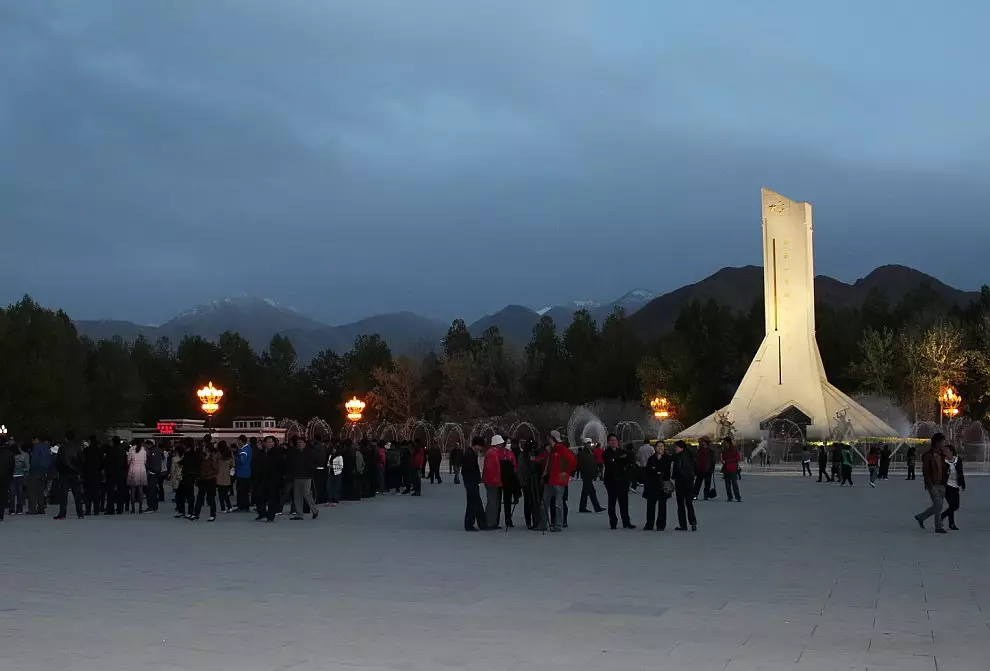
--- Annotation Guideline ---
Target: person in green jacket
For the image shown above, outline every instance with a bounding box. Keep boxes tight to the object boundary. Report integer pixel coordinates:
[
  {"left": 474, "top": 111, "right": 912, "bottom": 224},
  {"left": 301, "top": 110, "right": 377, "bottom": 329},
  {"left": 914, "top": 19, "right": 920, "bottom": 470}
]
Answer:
[{"left": 840, "top": 444, "right": 854, "bottom": 486}]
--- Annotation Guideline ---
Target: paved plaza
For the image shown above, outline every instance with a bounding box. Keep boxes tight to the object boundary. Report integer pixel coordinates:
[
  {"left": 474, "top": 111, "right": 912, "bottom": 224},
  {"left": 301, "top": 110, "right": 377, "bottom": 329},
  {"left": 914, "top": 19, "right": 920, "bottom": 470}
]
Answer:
[{"left": 2, "top": 473, "right": 989, "bottom": 671}]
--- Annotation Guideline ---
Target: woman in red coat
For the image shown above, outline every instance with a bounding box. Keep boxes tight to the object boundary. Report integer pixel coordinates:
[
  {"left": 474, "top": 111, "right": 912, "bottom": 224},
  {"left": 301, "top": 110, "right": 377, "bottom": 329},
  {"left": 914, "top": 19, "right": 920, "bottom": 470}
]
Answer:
[{"left": 721, "top": 438, "right": 742, "bottom": 502}]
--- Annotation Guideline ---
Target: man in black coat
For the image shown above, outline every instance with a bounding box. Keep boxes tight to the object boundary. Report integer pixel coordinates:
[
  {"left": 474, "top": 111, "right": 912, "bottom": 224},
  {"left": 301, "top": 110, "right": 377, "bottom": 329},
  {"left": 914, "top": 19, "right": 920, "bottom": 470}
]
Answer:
[
  {"left": 54, "top": 432, "right": 84, "bottom": 520},
  {"left": 103, "top": 437, "right": 128, "bottom": 515},
  {"left": 577, "top": 440, "right": 604, "bottom": 513},
  {"left": 310, "top": 439, "right": 329, "bottom": 505},
  {"left": 252, "top": 438, "right": 271, "bottom": 521},
  {"left": 0, "top": 439, "right": 14, "bottom": 521},
  {"left": 462, "top": 437, "right": 487, "bottom": 531},
  {"left": 602, "top": 434, "right": 635, "bottom": 530},
  {"left": 817, "top": 445, "right": 831, "bottom": 482},
  {"left": 671, "top": 441, "right": 697, "bottom": 531},
  {"left": 82, "top": 439, "right": 105, "bottom": 515},
  {"left": 264, "top": 438, "right": 286, "bottom": 522}
]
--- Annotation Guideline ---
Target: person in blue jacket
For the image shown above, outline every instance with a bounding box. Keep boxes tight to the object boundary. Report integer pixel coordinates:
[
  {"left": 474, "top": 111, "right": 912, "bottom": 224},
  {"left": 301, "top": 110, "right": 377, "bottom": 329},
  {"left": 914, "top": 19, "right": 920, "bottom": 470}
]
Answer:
[
  {"left": 28, "top": 436, "right": 53, "bottom": 515},
  {"left": 234, "top": 435, "right": 253, "bottom": 512}
]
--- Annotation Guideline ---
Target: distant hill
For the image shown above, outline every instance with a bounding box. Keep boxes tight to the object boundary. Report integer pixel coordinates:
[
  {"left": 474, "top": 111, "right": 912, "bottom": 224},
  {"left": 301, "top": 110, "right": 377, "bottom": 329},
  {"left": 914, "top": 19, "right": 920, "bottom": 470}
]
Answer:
[
  {"left": 627, "top": 264, "right": 981, "bottom": 339},
  {"left": 469, "top": 305, "right": 541, "bottom": 345},
  {"left": 473, "top": 289, "right": 658, "bottom": 345},
  {"left": 74, "top": 297, "right": 447, "bottom": 362},
  {"left": 71, "top": 266, "right": 980, "bottom": 360}
]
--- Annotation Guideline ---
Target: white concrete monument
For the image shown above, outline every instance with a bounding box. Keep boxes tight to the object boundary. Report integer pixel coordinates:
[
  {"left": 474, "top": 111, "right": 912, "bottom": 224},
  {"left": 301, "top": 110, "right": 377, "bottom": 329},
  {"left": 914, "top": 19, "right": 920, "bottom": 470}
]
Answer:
[{"left": 677, "top": 188, "right": 898, "bottom": 441}]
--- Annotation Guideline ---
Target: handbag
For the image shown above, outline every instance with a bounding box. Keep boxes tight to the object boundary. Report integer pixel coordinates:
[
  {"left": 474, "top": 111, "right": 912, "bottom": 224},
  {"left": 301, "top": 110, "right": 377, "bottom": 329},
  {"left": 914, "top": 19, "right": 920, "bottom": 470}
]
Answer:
[{"left": 661, "top": 480, "right": 675, "bottom": 495}]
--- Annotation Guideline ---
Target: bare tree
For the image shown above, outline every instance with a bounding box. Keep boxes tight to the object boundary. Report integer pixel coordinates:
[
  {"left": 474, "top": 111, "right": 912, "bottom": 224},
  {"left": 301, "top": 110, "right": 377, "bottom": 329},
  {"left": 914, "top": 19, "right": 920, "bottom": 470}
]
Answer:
[
  {"left": 370, "top": 356, "right": 422, "bottom": 422},
  {"left": 856, "top": 327, "right": 895, "bottom": 396},
  {"left": 919, "top": 321, "right": 968, "bottom": 418}
]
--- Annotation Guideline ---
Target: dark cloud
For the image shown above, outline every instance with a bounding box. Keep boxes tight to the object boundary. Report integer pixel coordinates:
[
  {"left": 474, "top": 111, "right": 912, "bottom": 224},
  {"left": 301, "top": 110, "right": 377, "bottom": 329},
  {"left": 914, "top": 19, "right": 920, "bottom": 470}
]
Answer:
[{"left": 2, "top": 1, "right": 988, "bottom": 325}]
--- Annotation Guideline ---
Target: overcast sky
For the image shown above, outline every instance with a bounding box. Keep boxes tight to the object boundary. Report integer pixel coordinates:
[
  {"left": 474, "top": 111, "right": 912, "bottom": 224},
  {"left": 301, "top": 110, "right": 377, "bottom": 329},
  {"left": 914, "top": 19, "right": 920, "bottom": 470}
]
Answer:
[{"left": 2, "top": 1, "right": 988, "bottom": 326}]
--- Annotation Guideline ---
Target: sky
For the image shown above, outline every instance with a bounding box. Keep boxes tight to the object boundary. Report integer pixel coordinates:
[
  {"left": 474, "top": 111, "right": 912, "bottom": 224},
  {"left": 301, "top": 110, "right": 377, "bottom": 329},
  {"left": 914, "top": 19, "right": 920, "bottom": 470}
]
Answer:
[{"left": 1, "top": 1, "right": 988, "bottom": 326}]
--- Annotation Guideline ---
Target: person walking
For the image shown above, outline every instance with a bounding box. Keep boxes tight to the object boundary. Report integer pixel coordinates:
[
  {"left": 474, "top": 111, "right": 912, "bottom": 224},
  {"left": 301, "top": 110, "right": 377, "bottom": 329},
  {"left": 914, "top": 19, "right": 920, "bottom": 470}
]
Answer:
[
  {"left": 287, "top": 437, "right": 318, "bottom": 520},
  {"left": 192, "top": 442, "right": 219, "bottom": 521},
  {"left": 577, "top": 439, "right": 605, "bottom": 513},
  {"left": 642, "top": 442, "right": 672, "bottom": 531},
  {"left": 914, "top": 433, "right": 947, "bottom": 534},
  {"left": 866, "top": 446, "right": 879, "bottom": 487},
  {"left": 234, "top": 436, "right": 253, "bottom": 511},
  {"left": 830, "top": 443, "right": 842, "bottom": 484},
  {"left": 940, "top": 444, "right": 965, "bottom": 531},
  {"left": 483, "top": 435, "right": 504, "bottom": 530},
  {"left": 540, "top": 430, "right": 576, "bottom": 533},
  {"left": 801, "top": 445, "right": 813, "bottom": 477},
  {"left": 721, "top": 437, "right": 742, "bottom": 502},
  {"left": 216, "top": 442, "right": 233, "bottom": 513},
  {"left": 839, "top": 444, "right": 854, "bottom": 486},
  {"left": 54, "top": 433, "right": 84, "bottom": 520},
  {"left": 603, "top": 433, "right": 635, "bottom": 529},
  {"left": 816, "top": 445, "right": 831, "bottom": 482},
  {"left": 671, "top": 441, "right": 698, "bottom": 531},
  {"left": 462, "top": 437, "right": 487, "bottom": 531},
  {"left": 428, "top": 444, "right": 443, "bottom": 484},
  {"left": 126, "top": 440, "right": 148, "bottom": 514}
]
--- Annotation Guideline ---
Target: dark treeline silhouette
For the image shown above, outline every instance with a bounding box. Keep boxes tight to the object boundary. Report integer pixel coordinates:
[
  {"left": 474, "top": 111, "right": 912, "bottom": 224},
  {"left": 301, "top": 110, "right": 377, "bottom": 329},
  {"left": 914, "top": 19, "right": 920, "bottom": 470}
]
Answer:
[{"left": 2, "top": 282, "right": 989, "bottom": 437}]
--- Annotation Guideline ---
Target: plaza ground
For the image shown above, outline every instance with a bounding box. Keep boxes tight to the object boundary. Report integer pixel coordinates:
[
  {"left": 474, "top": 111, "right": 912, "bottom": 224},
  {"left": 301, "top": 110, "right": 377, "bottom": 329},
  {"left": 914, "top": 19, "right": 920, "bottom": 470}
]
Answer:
[{"left": 2, "top": 472, "right": 989, "bottom": 671}]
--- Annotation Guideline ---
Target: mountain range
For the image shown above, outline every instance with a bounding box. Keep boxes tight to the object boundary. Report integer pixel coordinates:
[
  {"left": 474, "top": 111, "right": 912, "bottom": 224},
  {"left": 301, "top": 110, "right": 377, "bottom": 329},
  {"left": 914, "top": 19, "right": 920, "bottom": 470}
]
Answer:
[{"left": 72, "top": 265, "right": 980, "bottom": 361}]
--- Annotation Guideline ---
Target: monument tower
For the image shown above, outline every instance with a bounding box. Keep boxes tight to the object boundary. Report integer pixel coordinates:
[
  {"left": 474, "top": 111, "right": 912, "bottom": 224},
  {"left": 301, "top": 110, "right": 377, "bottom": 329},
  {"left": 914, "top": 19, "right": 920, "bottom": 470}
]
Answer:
[{"left": 677, "top": 188, "right": 898, "bottom": 441}]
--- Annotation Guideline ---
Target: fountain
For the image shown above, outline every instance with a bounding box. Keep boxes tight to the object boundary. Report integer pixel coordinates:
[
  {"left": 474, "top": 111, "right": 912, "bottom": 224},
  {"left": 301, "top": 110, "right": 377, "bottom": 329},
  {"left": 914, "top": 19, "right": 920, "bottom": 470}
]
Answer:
[
  {"left": 404, "top": 419, "right": 434, "bottom": 447},
  {"left": 615, "top": 420, "right": 645, "bottom": 446},
  {"left": 509, "top": 420, "right": 540, "bottom": 445},
  {"left": 567, "top": 406, "right": 607, "bottom": 448},
  {"left": 378, "top": 422, "right": 400, "bottom": 444},
  {"left": 305, "top": 417, "right": 332, "bottom": 442},
  {"left": 656, "top": 418, "right": 684, "bottom": 441},
  {"left": 438, "top": 422, "right": 466, "bottom": 453},
  {"left": 278, "top": 418, "right": 305, "bottom": 442},
  {"left": 469, "top": 420, "right": 500, "bottom": 444}
]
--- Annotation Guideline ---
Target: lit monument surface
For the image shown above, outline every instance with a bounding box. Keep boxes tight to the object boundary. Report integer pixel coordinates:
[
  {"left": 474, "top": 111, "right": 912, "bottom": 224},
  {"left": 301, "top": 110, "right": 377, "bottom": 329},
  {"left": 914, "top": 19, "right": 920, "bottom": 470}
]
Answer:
[{"left": 677, "top": 188, "right": 898, "bottom": 441}]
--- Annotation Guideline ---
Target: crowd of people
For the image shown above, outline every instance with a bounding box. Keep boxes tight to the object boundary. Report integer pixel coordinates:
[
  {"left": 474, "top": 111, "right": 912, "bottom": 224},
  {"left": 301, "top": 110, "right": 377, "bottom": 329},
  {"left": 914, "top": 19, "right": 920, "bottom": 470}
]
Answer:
[
  {"left": 0, "top": 430, "right": 966, "bottom": 535},
  {"left": 0, "top": 432, "right": 445, "bottom": 522},
  {"left": 458, "top": 431, "right": 745, "bottom": 533}
]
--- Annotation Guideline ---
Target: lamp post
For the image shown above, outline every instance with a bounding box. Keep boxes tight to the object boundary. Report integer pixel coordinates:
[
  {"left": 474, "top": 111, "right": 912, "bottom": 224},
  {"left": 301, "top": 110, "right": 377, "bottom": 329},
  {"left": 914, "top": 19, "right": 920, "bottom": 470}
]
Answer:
[
  {"left": 345, "top": 396, "right": 366, "bottom": 423},
  {"left": 197, "top": 382, "right": 224, "bottom": 429},
  {"left": 0, "top": 424, "right": 7, "bottom": 440},
  {"left": 650, "top": 396, "right": 671, "bottom": 420},
  {"left": 938, "top": 385, "right": 961, "bottom": 428}
]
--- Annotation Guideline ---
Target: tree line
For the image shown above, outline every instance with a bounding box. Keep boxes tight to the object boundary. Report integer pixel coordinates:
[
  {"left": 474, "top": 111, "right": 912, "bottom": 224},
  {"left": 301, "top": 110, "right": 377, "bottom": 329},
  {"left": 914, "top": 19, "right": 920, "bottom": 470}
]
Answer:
[{"left": 2, "top": 282, "right": 989, "bottom": 438}]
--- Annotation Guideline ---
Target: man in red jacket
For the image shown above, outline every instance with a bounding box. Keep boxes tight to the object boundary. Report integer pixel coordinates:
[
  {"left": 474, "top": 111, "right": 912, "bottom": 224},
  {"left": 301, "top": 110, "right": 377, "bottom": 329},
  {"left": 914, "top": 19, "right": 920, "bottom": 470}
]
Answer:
[
  {"left": 483, "top": 435, "right": 504, "bottom": 530},
  {"left": 540, "top": 430, "right": 576, "bottom": 532}
]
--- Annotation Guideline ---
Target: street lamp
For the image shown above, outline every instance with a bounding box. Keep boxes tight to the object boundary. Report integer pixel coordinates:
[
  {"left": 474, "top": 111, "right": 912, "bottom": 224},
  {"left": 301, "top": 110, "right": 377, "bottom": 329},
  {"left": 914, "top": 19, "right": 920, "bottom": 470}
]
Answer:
[
  {"left": 939, "top": 386, "right": 961, "bottom": 425},
  {"left": 0, "top": 424, "right": 7, "bottom": 438},
  {"left": 197, "top": 382, "right": 224, "bottom": 427},
  {"left": 651, "top": 396, "right": 671, "bottom": 420},
  {"left": 345, "top": 396, "right": 366, "bottom": 423}
]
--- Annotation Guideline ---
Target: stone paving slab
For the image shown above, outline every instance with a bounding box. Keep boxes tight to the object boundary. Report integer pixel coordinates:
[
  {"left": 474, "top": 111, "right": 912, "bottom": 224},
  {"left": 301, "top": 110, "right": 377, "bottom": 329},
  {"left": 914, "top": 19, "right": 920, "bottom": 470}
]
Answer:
[{"left": 1, "top": 474, "right": 988, "bottom": 670}]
